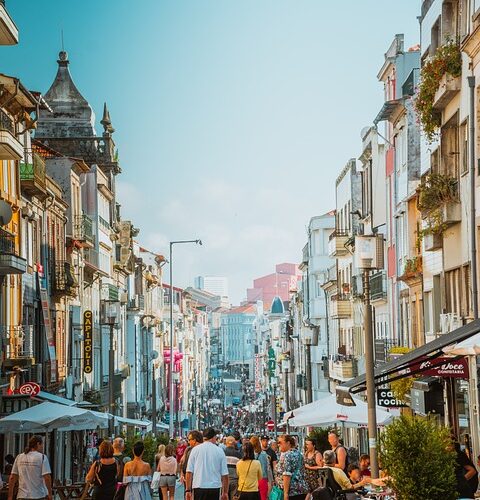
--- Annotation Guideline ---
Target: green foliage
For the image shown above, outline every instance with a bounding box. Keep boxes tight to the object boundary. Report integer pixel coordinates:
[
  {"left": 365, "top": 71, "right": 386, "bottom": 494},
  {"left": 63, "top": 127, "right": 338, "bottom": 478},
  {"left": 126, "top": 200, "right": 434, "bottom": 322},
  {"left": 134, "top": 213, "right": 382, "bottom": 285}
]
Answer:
[
  {"left": 415, "top": 39, "right": 462, "bottom": 142},
  {"left": 417, "top": 173, "right": 458, "bottom": 238},
  {"left": 403, "top": 256, "right": 422, "bottom": 276},
  {"left": 123, "top": 432, "right": 171, "bottom": 467},
  {"left": 379, "top": 414, "right": 457, "bottom": 500},
  {"left": 307, "top": 426, "right": 335, "bottom": 453},
  {"left": 390, "top": 377, "right": 414, "bottom": 402}
]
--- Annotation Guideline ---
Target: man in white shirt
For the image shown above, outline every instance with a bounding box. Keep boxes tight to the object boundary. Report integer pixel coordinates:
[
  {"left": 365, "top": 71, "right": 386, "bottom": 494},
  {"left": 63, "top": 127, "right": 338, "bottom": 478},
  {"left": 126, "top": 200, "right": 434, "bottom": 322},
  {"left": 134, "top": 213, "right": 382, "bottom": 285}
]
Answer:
[
  {"left": 185, "top": 428, "right": 229, "bottom": 500},
  {"left": 8, "top": 435, "right": 52, "bottom": 500}
]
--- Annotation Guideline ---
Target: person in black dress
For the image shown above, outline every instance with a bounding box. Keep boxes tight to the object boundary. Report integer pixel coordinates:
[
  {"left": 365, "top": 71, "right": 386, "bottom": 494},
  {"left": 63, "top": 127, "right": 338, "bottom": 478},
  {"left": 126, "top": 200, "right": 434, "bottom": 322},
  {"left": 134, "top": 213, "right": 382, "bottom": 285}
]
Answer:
[{"left": 86, "top": 440, "right": 118, "bottom": 500}]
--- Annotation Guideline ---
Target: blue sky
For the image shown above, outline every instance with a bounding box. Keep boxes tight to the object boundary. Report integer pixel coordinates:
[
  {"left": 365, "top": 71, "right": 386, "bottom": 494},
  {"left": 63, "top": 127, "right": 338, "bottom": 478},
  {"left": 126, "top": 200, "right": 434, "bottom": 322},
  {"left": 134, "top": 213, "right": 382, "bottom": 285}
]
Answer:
[{"left": 4, "top": 1, "right": 420, "bottom": 303}]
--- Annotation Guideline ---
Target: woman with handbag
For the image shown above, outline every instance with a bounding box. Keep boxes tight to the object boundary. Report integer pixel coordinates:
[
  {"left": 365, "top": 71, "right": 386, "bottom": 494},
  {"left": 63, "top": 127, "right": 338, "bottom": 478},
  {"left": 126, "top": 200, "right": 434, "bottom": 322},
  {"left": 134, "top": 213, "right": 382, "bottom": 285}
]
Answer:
[
  {"left": 236, "top": 442, "right": 262, "bottom": 500},
  {"left": 272, "top": 435, "right": 308, "bottom": 500},
  {"left": 85, "top": 440, "right": 118, "bottom": 500},
  {"left": 250, "top": 436, "right": 273, "bottom": 500},
  {"left": 123, "top": 441, "right": 152, "bottom": 500}
]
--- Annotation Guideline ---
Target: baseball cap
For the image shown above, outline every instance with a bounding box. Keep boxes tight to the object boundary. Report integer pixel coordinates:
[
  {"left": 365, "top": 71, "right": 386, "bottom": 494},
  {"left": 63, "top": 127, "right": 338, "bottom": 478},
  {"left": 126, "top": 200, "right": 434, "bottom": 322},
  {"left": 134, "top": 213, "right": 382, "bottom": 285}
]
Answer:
[{"left": 260, "top": 435, "right": 269, "bottom": 440}]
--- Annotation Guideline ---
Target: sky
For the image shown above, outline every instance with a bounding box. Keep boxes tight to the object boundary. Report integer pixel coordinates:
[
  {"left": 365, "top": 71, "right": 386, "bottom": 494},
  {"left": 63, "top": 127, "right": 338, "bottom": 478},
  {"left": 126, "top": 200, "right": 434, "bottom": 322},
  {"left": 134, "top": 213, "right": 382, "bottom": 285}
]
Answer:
[{"left": 4, "top": 1, "right": 420, "bottom": 304}]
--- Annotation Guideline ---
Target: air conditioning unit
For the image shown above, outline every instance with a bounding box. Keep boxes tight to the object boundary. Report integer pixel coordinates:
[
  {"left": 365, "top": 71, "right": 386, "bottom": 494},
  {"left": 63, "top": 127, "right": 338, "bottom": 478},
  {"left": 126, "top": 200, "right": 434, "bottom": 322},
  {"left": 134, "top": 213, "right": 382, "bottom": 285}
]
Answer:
[{"left": 439, "top": 313, "right": 463, "bottom": 334}]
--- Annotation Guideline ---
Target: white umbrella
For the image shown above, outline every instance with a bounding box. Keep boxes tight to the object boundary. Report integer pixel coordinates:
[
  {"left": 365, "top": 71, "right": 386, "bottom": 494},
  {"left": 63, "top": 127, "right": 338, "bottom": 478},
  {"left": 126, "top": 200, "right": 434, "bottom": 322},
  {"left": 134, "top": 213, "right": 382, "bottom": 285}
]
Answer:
[
  {"left": 286, "top": 393, "right": 394, "bottom": 428},
  {"left": 0, "top": 401, "right": 108, "bottom": 433},
  {"left": 443, "top": 333, "right": 480, "bottom": 355}
]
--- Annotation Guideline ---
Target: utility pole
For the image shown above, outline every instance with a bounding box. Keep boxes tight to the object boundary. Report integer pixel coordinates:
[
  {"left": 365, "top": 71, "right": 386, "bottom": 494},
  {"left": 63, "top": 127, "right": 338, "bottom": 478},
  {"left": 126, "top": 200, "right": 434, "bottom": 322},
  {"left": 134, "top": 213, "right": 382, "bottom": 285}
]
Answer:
[
  {"left": 109, "top": 323, "right": 115, "bottom": 436},
  {"left": 152, "top": 363, "right": 157, "bottom": 435},
  {"left": 363, "top": 269, "right": 378, "bottom": 478}
]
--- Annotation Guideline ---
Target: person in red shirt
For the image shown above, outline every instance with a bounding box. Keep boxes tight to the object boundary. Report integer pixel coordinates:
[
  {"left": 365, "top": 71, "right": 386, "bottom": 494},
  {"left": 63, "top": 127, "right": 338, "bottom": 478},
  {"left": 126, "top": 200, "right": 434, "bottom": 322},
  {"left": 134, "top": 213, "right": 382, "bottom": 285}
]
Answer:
[
  {"left": 359, "top": 455, "right": 371, "bottom": 477},
  {"left": 176, "top": 439, "right": 188, "bottom": 464}
]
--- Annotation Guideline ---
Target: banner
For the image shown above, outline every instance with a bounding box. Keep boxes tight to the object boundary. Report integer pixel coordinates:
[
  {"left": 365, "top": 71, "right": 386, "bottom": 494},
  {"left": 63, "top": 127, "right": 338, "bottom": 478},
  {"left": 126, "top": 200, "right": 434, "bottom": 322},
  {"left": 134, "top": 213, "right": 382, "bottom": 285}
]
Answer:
[
  {"left": 409, "top": 356, "right": 469, "bottom": 378},
  {"left": 39, "top": 282, "right": 57, "bottom": 383}
]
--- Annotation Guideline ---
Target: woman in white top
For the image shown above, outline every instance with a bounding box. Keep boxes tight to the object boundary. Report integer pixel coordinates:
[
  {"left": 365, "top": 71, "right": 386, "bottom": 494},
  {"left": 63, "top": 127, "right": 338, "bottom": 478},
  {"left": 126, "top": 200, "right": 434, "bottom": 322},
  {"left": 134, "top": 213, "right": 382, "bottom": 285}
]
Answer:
[
  {"left": 157, "top": 444, "right": 178, "bottom": 500},
  {"left": 123, "top": 441, "right": 152, "bottom": 500}
]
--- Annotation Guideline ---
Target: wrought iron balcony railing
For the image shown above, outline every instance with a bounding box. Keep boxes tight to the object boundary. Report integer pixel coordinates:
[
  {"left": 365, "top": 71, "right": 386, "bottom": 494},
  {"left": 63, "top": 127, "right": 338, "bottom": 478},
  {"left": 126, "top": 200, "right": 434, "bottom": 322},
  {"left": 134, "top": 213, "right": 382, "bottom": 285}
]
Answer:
[
  {"left": 73, "top": 214, "right": 94, "bottom": 244},
  {"left": 0, "top": 108, "right": 13, "bottom": 134},
  {"left": 0, "top": 228, "right": 15, "bottom": 254},
  {"left": 52, "top": 261, "right": 78, "bottom": 296},
  {"left": 1, "top": 325, "right": 34, "bottom": 360}
]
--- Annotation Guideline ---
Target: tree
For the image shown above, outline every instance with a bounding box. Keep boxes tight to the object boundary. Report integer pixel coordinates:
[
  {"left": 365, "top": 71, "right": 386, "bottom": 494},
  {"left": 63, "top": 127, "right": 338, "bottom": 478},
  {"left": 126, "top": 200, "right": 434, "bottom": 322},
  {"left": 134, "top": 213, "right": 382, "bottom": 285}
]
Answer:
[
  {"left": 306, "top": 427, "right": 335, "bottom": 454},
  {"left": 378, "top": 414, "right": 457, "bottom": 500}
]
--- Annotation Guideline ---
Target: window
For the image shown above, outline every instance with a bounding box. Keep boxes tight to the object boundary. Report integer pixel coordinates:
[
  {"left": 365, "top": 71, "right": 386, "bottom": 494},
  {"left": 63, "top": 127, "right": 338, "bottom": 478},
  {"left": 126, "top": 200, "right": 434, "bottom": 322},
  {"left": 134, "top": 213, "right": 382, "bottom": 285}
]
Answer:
[
  {"left": 424, "top": 291, "right": 432, "bottom": 335},
  {"left": 430, "top": 18, "right": 440, "bottom": 57},
  {"left": 445, "top": 266, "right": 471, "bottom": 317}
]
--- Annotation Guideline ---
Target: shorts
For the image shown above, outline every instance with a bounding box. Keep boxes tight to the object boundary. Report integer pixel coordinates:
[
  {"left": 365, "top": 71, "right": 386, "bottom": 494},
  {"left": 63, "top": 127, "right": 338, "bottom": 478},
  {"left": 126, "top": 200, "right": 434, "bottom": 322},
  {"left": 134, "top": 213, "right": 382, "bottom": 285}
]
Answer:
[{"left": 159, "top": 475, "right": 177, "bottom": 487}]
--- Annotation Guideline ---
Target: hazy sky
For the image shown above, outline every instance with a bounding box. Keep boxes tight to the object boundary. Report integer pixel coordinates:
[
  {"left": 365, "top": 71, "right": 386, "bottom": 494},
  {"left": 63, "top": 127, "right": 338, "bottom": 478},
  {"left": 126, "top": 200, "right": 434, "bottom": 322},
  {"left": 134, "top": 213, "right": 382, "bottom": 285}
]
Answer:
[{"left": 4, "top": 1, "right": 420, "bottom": 303}]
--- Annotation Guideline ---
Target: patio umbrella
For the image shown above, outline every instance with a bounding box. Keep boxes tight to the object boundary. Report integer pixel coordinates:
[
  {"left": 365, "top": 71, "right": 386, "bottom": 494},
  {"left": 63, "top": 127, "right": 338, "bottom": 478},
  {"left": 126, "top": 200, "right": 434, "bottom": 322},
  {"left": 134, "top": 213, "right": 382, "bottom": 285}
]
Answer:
[
  {"left": 0, "top": 401, "right": 108, "bottom": 433},
  {"left": 443, "top": 333, "right": 480, "bottom": 355},
  {"left": 285, "top": 393, "right": 394, "bottom": 428}
]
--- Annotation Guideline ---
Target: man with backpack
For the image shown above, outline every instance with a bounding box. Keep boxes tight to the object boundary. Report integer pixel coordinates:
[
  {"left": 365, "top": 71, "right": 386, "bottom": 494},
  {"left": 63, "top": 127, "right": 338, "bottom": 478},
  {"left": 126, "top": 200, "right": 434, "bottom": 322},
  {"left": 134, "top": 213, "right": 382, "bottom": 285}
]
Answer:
[{"left": 113, "top": 437, "right": 126, "bottom": 483}]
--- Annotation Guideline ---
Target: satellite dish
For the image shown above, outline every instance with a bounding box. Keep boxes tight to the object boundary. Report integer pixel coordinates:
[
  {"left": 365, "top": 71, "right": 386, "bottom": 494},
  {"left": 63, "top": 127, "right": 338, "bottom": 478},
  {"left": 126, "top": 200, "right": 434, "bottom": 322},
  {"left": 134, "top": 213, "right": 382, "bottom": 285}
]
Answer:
[
  {"left": 0, "top": 201, "right": 12, "bottom": 226},
  {"left": 150, "top": 350, "right": 159, "bottom": 360}
]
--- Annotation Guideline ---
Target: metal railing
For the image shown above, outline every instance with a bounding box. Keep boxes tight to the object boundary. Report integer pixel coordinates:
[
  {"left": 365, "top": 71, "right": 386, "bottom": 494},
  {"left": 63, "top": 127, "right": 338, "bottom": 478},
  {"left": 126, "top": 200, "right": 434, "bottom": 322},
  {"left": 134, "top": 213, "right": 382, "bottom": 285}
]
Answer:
[
  {"left": 328, "top": 229, "right": 350, "bottom": 241},
  {"left": 0, "top": 228, "right": 16, "bottom": 254},
  {"left": 84, "top": 247, "right": 99, "bottom": 268},
  {"left": 99, "top": 216, "right": 111, "bottom": 232},
  {"left": 0, "top": 108, "right": 13, "bottom": 134},
  {"left": 52, "top": 261, "right": 77, "bottom": 294},
  {"left": 73, "top": 214, "right": 94, "bottom": 243},
  {"left": 20, "top": 150, "right": 46, "bottom": 187},
  {"left": 1, "top": 325, "right": 34, "bottom": 359},
  {"left": 370, "top": 270, "right": 387, "bottom": 301}
]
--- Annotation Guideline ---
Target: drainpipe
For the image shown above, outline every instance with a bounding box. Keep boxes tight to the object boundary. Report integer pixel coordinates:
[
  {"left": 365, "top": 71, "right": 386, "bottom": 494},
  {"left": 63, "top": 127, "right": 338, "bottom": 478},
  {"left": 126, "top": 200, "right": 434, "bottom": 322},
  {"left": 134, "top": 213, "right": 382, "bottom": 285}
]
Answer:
[{"left": 467, "top": 75, "right": 480, "bottom": 461}]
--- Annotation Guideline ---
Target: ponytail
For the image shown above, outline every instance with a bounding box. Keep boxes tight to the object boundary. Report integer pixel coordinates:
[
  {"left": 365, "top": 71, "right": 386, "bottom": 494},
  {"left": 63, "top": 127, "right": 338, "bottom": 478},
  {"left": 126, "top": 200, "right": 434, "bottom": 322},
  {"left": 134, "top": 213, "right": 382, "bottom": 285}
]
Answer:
[{"left": 25, "top": 435, "right": 43, "bottom": 454}]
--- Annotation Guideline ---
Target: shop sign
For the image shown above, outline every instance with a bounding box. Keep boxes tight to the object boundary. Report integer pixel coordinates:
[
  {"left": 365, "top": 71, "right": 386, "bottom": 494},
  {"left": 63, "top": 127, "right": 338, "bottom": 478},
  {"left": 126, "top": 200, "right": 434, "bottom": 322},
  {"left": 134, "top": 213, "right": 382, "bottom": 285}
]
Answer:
[
  {"left": 19, "top": 382, "right": 41, "bottom": 396},
  {"left": 39, "top": 284, "right": 57, "bottom": 383},
  {"left": 83, "top": 310, "right": 93, "bottom": 374},
  {"left": 377, "top": 387, "right": 406, "bottom": 407},
  {"left": 410, "top": 356, "right": 469, "bottom": 378}
]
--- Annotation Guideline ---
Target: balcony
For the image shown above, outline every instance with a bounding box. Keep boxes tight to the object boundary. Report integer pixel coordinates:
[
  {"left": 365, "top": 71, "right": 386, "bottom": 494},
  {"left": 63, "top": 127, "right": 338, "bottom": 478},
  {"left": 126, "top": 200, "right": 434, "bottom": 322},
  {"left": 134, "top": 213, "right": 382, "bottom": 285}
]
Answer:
[
  {"left": 0, "top": 108, "right": 22, "bottom": 160},
  {"left": 128, "top": 294, "right": 145, "bottom": 311},
  {"left": 370, "top": 270, "right": 387, "bottom": 302},
  {"left": 328, "top": 230, "right": 350, "bottom": 258},
  {"left": 0, "top": 1, "right": 18, "bottom": 45},
  {"left": 432, "top": 74, "right": 461, "bottom": 111},
  {"left": 424, "top": 232, "right": 442, "bottom": 251},
  {"left": 398, "top": 256, "right": 423, "bottom": 287},
  {"left": 441, "top": 200, "right": 461, "bottom": 225},
  {"left": 2, "top": 326, "right": 34, "bottom": 369},
  {"left": 329, "top": 294, "right": 352, "bottom": 319},
  {"left": 329, "top": 358, "right": 357, "bottom": 381},
  {"left": 20, "top": 150, "right": 47, "bottom": 198},
  {"left": 0, "top": 228, "right": 26, "bottom": 275},
  {"left": 51, "top": 261, "right": 78, "bottom": 297},
  {"left": 73, "top": 214, "right": 94, "bottom": 247}
]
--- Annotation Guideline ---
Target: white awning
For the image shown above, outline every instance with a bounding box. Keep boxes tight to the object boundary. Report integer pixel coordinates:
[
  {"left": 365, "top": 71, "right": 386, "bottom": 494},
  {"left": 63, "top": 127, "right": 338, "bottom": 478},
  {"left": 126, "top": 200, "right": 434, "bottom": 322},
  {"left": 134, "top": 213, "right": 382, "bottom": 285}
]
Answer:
[
  {"left": 34, "top": 391, "right": 78, "bottom": 406},
  {"left": 115, "top": 416, "right": 151, "bottom": 428}
]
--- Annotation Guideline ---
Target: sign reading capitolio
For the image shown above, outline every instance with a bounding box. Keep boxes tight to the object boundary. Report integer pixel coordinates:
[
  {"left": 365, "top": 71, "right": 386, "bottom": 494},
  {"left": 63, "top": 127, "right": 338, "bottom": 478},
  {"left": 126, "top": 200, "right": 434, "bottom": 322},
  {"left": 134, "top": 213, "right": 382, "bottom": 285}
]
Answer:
[{"left": 83, "top": 310, "right": 93, "bottom": 374}]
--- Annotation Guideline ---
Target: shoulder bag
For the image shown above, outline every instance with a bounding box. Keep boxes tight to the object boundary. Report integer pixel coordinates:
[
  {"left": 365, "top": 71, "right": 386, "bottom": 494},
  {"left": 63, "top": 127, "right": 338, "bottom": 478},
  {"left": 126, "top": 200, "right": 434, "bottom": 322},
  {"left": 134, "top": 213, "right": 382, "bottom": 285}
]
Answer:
[{"left": 233, "top": 459, "right": 253, "bottom": 500}]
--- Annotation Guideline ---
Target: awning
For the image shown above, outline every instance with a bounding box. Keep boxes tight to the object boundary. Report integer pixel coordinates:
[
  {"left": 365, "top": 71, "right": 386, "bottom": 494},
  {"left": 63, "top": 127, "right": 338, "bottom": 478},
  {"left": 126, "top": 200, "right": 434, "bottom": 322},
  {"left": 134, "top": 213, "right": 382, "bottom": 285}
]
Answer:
[
  {"left": 338, "top": 319, "right": 480, "bottom": 399},
  {"left": 115, "top": 416, "right": 151, "bottom": 428},
  {"left": 373, "top": 99, "right": 404, "bottom": 125},
  {"left": 34, "top": 391, "right": 78, "bottom": 406}
]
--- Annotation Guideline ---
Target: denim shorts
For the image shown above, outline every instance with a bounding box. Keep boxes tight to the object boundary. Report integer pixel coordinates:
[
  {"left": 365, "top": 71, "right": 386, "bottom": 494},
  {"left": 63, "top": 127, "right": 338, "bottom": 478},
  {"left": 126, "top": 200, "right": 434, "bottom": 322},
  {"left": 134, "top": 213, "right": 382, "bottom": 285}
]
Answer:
[{"left": 159, "top": 475, "right": 176, "bottom": 487}]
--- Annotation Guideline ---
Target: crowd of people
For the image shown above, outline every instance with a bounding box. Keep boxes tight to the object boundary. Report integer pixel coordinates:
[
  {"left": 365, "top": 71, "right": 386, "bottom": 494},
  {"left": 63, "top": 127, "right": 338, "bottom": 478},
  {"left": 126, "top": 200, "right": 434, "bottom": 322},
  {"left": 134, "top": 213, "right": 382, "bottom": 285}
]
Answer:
[{"left": 3, "top": 428, "right": 480, "bottom": 500}]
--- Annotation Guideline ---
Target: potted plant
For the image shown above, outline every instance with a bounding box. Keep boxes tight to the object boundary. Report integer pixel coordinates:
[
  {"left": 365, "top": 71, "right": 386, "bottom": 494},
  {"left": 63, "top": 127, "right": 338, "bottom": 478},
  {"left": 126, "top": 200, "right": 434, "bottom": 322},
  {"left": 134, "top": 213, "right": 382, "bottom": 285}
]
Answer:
[{"left": 378, "top": 414, "right": 457, "bottom": 499}]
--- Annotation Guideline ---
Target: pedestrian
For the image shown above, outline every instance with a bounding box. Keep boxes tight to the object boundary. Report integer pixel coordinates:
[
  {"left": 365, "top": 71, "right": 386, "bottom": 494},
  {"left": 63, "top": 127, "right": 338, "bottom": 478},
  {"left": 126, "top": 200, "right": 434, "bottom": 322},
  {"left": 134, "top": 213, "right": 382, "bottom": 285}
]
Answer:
[
  {"left": 236, "top": 442, "right": 262, "bottom": 500},
  {"left": 303, "top": 439, "right": 323, "bottom": 496},
  {"left": 177, "top": 439, "right": 188, "bottom": 465},
  {"left": 180, "top": 431, "right": 203, "bottom": 487},
  {"left": 224, "top": 436, "right": 242, "bottom": 500},
  {"left": 7, "top": 435, "right": 52, "bottom": 500},
  {"left": 123, "top": 441, "right": 152, "bottom": 500},
  {"left": 260, "top": 436, "right": 277, "bottom": 475},
  {"left": 453, "top": 441, "right": 478, "bottom": 499},
  {"left": 86, "top": 440, "right": 118, "bottom": 500},
  {"left": 113, "top": 437, "right": 126, "bottom": 484},
  {"left": 155, "top": 444, "right": 166, "bottom": 469},
  {"left": 232, "top": 431, "right": 242, "bottom": 451},
  {"left": 250, "top": 436, "right": 273, "bottom": 500},
  {"left": 270, "top": 441, "right": 279, "bottom": 455},
  {"left": 274, "top": 435, "right": 309, "bottom": 500},
  {"left": 157, "top": 444, "right": 178, "bottom": 500},
  {"left": 346, "top": 464, "right": 371, "bottom": 489},
  {"left": 185, "top": 428, "right": 229, "bottom": 500},
  {"left": 327, "top": 432, "right": 348, "bottom": 474},
  {"left": 93, "top": 438, "right": 104, "bottom": 461}
]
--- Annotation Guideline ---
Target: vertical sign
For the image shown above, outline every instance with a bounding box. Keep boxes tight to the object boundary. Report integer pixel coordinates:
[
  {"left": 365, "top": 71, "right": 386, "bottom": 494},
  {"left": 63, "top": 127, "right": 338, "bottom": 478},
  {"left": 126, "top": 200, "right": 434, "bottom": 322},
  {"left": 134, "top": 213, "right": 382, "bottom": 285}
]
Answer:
[
  {"left": 255, "top": 354, "right": 262, "bottom": 391},
  {"left": 83, "top": 310, "right": 93, "bottom": 374},
  {"left": 39, "top": 285, "right": 57, "bottom": 383}
]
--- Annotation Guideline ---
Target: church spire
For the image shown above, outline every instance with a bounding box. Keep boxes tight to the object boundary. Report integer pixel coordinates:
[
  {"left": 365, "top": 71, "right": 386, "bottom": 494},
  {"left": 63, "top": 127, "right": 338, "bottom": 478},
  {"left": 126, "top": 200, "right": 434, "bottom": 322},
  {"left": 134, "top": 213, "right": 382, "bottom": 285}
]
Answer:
[{"left": 101, "top": 102, "right": 115, "bottom": 134}]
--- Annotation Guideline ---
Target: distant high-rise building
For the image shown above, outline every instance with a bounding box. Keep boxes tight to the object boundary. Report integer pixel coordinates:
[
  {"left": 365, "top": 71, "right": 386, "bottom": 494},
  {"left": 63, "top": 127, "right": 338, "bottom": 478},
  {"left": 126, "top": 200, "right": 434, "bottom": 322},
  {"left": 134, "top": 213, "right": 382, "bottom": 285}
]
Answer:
[{"left": 194, "top": 275, "right": 229, "bottom": 299}]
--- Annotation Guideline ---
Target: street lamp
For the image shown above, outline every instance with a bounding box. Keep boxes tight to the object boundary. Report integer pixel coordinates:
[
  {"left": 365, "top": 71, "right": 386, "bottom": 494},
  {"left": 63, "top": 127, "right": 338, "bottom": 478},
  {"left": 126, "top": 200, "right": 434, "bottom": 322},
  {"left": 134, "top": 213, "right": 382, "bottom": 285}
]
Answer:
[
  {"left": 169, "top": 239, "right": 202, "bottom": 438},
  {"left": 101, "top": 299, "right": 121, "bottom": 436}
]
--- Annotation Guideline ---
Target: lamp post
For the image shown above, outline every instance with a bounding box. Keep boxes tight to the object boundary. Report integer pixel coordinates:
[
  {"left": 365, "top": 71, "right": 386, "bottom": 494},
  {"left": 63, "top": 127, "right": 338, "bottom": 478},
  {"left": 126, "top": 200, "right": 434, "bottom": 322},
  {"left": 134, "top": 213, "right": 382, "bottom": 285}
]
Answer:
[
  {"left": 101, "top": 300, "right": 120, "bottom": 437},
  {"left": 169, "top": 239, "right": 202, "bottom": 438}
]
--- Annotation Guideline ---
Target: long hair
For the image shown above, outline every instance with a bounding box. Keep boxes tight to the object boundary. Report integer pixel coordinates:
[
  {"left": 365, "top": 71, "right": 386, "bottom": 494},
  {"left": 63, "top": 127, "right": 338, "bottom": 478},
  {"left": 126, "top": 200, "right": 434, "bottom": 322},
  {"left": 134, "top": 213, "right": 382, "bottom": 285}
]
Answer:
[
  {"left": 250, "top": 436, "right": 262, "bottom": 454},
  {"left": 242, "top": 442, "right": 255, "bottom": 461},
  {"left": 133, "top": 441, "right": 145, "bottom": 458},
  {"left": 24, "top": 435, "right": 43, "bottom": 454}
]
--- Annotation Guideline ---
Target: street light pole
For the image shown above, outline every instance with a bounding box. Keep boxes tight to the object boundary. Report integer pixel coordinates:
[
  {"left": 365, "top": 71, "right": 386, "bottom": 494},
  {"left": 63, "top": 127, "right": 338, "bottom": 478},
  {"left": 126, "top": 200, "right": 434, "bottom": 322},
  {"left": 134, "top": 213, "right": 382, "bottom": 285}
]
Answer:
[
  {"left": 109, "top": 323, "right": 115, "bottom": 437},
  {"left": 168, "top": 239, "right": 202, "bottom": 438}
]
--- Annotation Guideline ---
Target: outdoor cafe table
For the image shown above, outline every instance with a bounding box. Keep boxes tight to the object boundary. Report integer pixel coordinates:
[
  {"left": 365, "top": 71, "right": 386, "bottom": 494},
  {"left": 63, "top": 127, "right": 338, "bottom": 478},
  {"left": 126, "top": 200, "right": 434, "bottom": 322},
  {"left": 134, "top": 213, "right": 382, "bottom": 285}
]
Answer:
[{"left": 53, "top": 483, "right": 91, "bottom": 499}]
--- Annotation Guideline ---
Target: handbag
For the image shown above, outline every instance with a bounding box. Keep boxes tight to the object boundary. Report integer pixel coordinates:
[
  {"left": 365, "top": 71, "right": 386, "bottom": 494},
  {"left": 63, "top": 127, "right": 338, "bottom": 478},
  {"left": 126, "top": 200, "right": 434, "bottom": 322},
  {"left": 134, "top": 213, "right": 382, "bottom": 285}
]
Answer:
[
  {"left": 269, "top": 485, "right": 283, "bottom": 500},
  {"left": 113, "top": 482, "right": 127, "bottom": 500},
  {"left": 151, "top": 471, "right": 162, "bottom": 490},
  {"left": 233, "top": 460, "right": 253, "bottom": 500}
]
